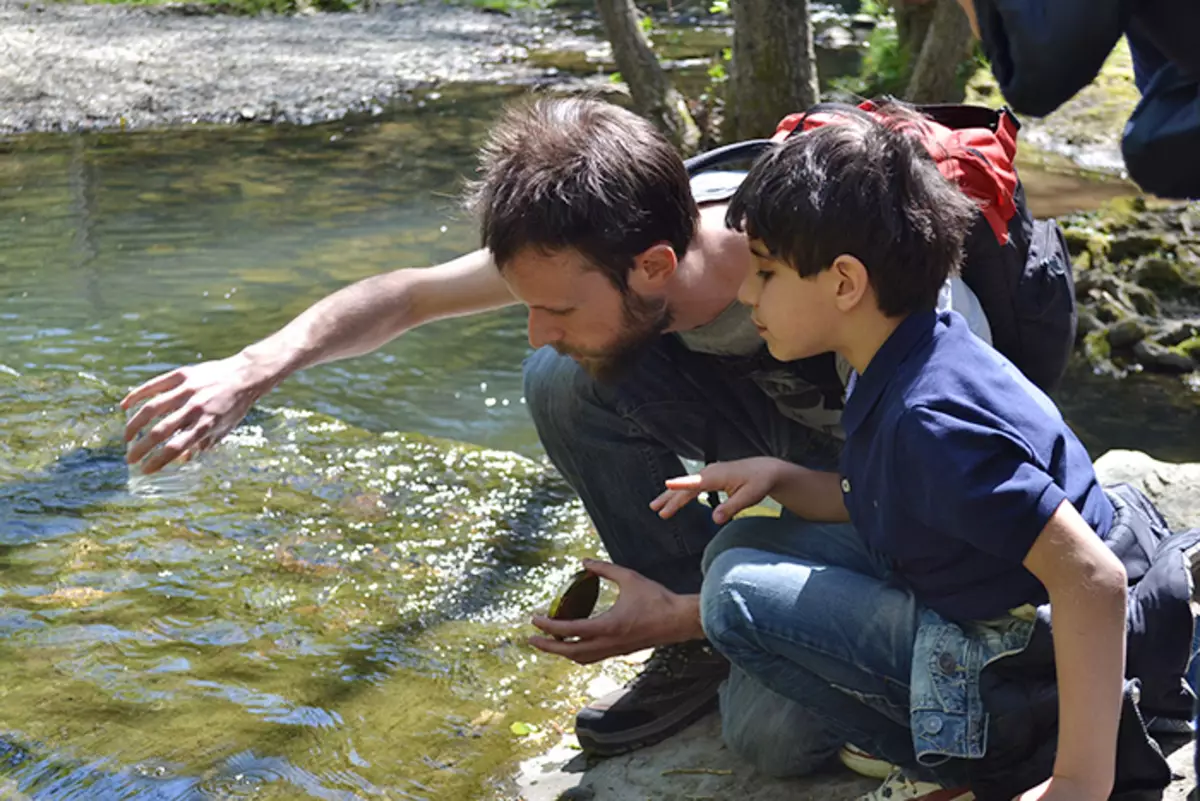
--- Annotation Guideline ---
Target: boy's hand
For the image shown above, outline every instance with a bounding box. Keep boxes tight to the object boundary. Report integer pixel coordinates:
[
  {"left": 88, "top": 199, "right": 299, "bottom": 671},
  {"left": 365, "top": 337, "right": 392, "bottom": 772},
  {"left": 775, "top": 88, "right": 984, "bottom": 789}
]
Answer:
[{"left": 650, "top": 457, "right": 786, "bottom": 524}]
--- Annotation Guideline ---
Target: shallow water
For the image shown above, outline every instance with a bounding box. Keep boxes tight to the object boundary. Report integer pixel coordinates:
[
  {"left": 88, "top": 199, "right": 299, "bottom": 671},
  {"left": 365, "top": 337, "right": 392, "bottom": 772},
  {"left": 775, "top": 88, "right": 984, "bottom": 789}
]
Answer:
[{"left": 0, "top": 84, "right": 1198, "bottom": 799}]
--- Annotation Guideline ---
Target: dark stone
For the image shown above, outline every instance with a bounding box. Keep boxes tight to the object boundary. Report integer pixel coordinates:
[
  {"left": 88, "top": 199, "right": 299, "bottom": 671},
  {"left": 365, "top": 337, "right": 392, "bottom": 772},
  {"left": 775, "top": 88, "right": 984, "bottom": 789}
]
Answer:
[
  {"left": 1132, "top": 340, "right": 1197, "bottom": 374},
  {"left": 1154, "top": 321, "right": 1200, "bottom": 348},
  {"left": 1132, "top": 257, "right": 1190, "bottom": 294},
  {"left": 557, "top": 787, "right": 595, "bottom": 800},
  {"left": 1109, "top": 232, "right": 1171, "bottom": 263},
  {"left": 1123, "top": 282, "right": 1162, "bottom": 317},
  {"left": 1107, "top": 319, "right": 1150, "bottom": 350},
  {"left": 1075, "top": 309, "right": 1104, "bottom": 339}
]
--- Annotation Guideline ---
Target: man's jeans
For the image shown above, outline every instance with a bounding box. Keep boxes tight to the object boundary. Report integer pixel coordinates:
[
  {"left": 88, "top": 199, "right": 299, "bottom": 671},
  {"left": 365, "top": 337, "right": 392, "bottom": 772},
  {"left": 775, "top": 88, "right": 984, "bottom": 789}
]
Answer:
[
  {"left": 700, "top": 513, "right": 963, "bottom": 784},
  {"left": 523, "top": 340, "right": 840, "bottom": 594}
]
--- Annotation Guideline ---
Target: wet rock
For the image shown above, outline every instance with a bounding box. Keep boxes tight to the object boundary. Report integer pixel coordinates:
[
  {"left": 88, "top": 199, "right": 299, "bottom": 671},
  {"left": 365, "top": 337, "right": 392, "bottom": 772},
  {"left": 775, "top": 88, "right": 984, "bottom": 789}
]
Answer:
[
  {"left": 1153, "top": 320, "right": 1200, "bottom": 348},
  {"left": 1109, "top": 231, "right": 1171, "bottom": 263},
  {"left": 1075, "top": 308, "right": 1104, "bottom": 338},
  {"left": 816, "top": 25, "right": 856, "bottom": 51},
  {"left": 1063, "top": 226, "right": 1109, "bottom": 261},
  {"left": 1131, "top": 340, "right": 1196, "bottom": 373},
  {"left": 849, "top": 13, "right": 877, "bottom": 30},
  {"left": 1172, "top": 335, "right": 1200, "bottom": 363},
  {"left": 1133, "top": 256, "right": 1200, "bottom": 296},
  {"left": 32, "top": 586, "right": 110, "bottom": 607},
  {"left": 1094, "top": 450, "right": 1200, "bottom": 533},
  {"left": 1106, "top": 318, "right": 1150, "bottom": 349},
  {"left": 1123, "top": 281, "right": 1161, "bottom": 317}
]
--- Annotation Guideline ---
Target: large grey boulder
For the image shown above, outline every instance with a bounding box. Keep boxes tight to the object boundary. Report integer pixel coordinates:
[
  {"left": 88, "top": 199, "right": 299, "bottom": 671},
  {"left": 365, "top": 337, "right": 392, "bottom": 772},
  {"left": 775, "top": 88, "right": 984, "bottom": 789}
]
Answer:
[{"left": 1095, "top": 449, "right": 1200, "bottom": 532}]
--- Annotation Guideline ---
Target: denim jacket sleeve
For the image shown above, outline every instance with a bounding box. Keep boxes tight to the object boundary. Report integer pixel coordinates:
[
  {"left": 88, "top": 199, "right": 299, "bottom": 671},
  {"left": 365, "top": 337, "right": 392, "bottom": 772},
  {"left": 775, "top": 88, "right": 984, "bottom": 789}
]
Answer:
[{"left": 910, "top": 607, "right": 1036, "bottom": 765}]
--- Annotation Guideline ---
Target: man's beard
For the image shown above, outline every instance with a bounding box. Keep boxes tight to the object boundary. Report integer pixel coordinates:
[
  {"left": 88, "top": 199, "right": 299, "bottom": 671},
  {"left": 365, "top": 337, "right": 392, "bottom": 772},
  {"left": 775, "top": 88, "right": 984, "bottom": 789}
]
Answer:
[{"left": 554, "top": 291, "right": 673, "bottom": 384}]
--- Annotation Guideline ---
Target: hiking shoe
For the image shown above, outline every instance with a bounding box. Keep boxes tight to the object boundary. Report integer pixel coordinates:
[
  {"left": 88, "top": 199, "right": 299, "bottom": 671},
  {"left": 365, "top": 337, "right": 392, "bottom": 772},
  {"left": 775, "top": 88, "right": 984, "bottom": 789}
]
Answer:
[
  {"left": 840, "top": 743, "right": 899, "bottom": 780},
  {"left": 856, "top": 769, "right": 975, "bottom": 801},
  {"left": 574, "top": 640, "right": 729, "bottom": 756}
]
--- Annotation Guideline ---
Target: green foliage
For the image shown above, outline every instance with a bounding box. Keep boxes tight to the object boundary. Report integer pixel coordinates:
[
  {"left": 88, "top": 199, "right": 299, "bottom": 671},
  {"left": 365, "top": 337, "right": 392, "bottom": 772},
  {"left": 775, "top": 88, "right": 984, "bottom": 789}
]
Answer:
[
  {"left": 857, "top": 0, "right": 889, "bottom": 18},
  {"left": 706, "top": 46, "right": 730, "bottom": 82},
  {"left": 708, "top": 0, "right": 728, "bottom": 13},
  {"left": 468, "top": 0, "right": 552, "bottom": 11},
  {"left": 830, "top": 20, "right": 910, "bottom": 98},
  {"left": 638, "top": 13, "right": 654, "bottom": 34}
]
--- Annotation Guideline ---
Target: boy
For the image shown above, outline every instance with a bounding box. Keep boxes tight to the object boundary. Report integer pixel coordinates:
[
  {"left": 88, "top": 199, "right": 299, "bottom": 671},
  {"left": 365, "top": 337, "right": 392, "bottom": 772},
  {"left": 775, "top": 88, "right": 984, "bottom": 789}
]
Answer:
[{"left": 652, "top": 111, "right": 1195, "bottom": 799}]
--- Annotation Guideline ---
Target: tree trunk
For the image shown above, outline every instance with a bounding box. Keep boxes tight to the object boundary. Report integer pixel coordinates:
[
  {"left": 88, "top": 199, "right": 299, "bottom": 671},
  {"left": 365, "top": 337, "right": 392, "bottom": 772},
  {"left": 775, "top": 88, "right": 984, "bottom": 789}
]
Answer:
[
  {"left": 722, "top": 0, "right": 820, "bottom": 142},
  {"left": 904, "top": 0, "right": 974, "bottom": 103},
  {"left": 594, "top": 0, "right": 700, "bottom": 154},
  {"left": 895, "top": 0, "right": 935, "bottom": 67}
]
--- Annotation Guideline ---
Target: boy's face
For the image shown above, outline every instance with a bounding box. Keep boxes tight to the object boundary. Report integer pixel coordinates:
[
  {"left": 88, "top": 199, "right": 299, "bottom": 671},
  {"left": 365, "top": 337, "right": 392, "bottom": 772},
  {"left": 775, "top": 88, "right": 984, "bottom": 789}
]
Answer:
[
  {"left": 502, "top": 246, "right": 671, "bottom": 382},
  {"left": 737, "top": 239, "right": 838, "bottom": 362}
]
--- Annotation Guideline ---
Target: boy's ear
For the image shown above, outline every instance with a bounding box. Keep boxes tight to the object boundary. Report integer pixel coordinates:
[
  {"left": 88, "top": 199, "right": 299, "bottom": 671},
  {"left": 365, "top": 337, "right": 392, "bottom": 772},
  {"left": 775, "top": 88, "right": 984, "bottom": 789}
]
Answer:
[
  {"left": 629, "top": 243, "right": 678, "bottom": 291},
  {"left": 831, "top": 254, "right": 871, "bottom": 311}
]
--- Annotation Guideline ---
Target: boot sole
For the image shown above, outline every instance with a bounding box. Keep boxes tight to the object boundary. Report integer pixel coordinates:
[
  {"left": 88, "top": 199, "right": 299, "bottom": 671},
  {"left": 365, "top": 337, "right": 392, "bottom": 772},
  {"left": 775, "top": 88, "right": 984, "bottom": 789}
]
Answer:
[{"left": 576, "top": 691, "right": 720, "bottom": 757}]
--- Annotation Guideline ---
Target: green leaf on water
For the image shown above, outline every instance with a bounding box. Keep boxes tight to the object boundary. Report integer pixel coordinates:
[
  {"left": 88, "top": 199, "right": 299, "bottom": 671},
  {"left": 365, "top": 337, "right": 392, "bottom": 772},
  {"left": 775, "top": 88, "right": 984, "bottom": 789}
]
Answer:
[{"left": 509, "top": 721, "right": 538, "bottom": 737}]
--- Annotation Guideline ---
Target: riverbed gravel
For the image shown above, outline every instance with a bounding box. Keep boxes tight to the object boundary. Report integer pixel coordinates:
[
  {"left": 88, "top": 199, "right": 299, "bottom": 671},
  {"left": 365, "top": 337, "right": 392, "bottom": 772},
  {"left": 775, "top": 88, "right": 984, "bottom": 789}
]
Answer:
[{"left": 0, "top": 0, "right": 579, "bottom": 133}]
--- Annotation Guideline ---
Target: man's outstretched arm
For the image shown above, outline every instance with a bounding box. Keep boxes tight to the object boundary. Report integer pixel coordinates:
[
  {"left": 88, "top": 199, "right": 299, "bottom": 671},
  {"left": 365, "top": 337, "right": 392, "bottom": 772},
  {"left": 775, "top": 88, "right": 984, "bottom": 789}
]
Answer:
[{"left": 123, "top": 248, "right": 517, "bottom": 472}]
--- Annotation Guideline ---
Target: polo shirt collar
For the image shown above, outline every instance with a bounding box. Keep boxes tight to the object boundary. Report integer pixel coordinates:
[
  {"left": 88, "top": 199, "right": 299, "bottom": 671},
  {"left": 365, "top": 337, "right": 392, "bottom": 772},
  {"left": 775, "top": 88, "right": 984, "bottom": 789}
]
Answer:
[{"left": 842, "top": 310, "right": 939, "bottom": 436}]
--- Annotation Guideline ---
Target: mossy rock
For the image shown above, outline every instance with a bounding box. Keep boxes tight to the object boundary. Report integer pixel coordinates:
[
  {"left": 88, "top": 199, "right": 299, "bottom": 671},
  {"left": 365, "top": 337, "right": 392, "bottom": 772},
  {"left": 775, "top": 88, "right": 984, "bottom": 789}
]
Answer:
[
  {"left": 1075, "top": 309, "right": 1104, "bottom": 339},
  {"left": 1083, "top": 327, "right": 1113, "bottom": 363},
  {"left": 1155, "top": 321, "right": 1200, "bottom": 347},
  {"left": 1061, "top": 225, "right": 1111, "bottom": 265},
  {"left": 1123, "top": 282, "right": 1162, "bottom": 317},
  {"left": 1171, "top": 335, "right": 1200, "bottom": 363},
  {"left": 1106, "top": 318, "right": 1150, "bottom": 350},
  {"left": 1109, "top": 231, "right": 1173, "bottom": 264},
  {"left": 1091, "top": 291, "right": 1135, "bottom": 324},
  {"left": 1133, "top": 340, "right": 1197, "bottom": 374},
  {"left": 1133, "top": 256, "right": 1200, "bottom": 296}
]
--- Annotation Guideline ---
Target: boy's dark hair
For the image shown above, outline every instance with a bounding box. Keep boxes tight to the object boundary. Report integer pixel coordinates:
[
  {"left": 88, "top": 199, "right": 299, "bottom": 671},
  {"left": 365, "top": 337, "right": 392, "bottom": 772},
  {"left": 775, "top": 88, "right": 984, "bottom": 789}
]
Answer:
[
  {"left": 725, "top": 107, "right": 978, "bottom": 317},
  {"left": 467, "top": 96, "right": 699, "bottom": 292}
]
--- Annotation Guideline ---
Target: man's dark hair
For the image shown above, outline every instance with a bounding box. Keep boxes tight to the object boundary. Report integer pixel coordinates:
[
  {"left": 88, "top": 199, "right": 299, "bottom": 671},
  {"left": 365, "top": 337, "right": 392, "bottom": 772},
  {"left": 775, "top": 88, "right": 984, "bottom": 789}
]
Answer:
[
  {"left": 725, "top": 107, "right": 978, "bottom": 317},
  {"left": 467, "top": 96, "right": 699, "bottom": 291}
]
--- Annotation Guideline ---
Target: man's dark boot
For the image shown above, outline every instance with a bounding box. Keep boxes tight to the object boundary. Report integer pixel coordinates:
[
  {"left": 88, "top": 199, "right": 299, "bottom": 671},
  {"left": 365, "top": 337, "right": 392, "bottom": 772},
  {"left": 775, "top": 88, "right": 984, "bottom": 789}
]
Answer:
[{"left": 575, "top": 640, "right": 729, "bottom": 756}]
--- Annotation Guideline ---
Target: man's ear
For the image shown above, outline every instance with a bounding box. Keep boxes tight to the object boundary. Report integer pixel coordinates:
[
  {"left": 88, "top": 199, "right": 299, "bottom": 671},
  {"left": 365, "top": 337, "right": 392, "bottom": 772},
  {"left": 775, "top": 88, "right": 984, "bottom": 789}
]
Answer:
[
  {"left": 831, "top": 254, "right": 871, "bottom": 311},
  {"left": 628, "top": 243, "right": 678, "bottom": 292}
]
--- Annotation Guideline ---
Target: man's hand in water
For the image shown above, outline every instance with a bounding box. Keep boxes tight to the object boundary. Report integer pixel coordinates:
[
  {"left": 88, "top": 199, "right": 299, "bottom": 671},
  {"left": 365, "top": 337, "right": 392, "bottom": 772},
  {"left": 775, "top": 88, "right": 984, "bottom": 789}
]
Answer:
[
  {"left": 528, "top": 559, "right": 703, "bottom": 664},
  {"left": 122, "top": 353, "right": 270, "bottom": 473}
]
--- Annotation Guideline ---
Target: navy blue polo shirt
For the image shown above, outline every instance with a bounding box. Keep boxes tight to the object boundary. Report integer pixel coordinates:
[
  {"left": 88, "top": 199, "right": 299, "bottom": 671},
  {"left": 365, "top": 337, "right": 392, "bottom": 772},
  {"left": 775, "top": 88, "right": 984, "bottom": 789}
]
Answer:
[{"left": 840, "top": 310, "right": 1114, "bottom": 622}]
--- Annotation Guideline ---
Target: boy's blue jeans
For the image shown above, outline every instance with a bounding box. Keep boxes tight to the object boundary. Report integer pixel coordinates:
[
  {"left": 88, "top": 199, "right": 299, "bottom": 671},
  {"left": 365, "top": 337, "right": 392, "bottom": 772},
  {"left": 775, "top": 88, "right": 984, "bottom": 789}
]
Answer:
[
  {"left": 701, "top": 514, "right": 965, "bottom": 785},
  {"left": 523, "top": 340, "right": 841, "bottom": 595}
]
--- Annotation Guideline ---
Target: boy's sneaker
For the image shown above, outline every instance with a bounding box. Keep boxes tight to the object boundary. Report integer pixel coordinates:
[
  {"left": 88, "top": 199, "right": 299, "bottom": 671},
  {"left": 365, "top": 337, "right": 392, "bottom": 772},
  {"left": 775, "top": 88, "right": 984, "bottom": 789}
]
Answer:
[
  {"left": 839, "top": 743, "right": 899, "bottom": 780},
  {"left": 856, "top": 769, "right": 975, "bottom": 801},
  {"left": 574, "top": 640, "right": 728, "bottom": 756}
]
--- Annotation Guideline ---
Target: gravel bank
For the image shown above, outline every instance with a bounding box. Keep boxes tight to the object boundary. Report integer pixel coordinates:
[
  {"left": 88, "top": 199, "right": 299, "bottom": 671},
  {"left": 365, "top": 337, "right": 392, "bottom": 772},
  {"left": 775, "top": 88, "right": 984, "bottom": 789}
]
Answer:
[{"left": 0, "top": 0, "right": 575, "bottom": 133}]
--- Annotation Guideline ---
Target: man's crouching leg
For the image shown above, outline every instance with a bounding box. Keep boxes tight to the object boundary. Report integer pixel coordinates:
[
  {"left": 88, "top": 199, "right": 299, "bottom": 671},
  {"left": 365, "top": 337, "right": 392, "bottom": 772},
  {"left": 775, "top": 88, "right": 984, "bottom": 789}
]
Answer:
[
  {"left": 523, "top": 344, "right": 735, "bottom": 757},
  {"left": 720, "top": 665, "right": 842, "bottom": 777}
]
